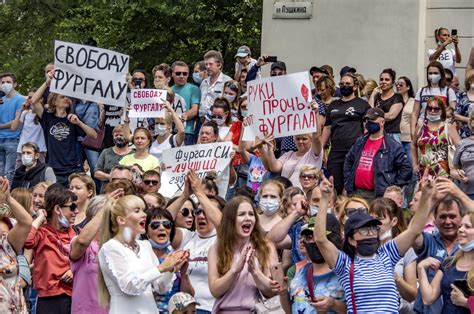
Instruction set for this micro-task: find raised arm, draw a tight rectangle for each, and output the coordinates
[165,101,185,146]
[453,36,462,63]
[429,38,453,62]
[310,101,322,156]
[260,136,282,174]
[11,102,29,131]
[267,201,306,248]
[70,201,104,260]
[314,175,340,268]
[188,169,222,228]
[68,114,97,138]
[417,258,443,305]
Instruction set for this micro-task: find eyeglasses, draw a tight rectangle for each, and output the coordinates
[61,203,78,211]
[144,179,159,186]
[192,208,206,216]
[174,72,188,77]
[395,82,405,87]
[427,106,441,112]
[149,220,173,230]
[211,115,226,120]
[180,207,194,217]
[356,225,380,236]
[346,207,368,217]
[300,173,316,180]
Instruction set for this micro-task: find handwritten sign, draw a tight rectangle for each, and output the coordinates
[129,89,167,118]
[159,142,233,198]
[242,72,316,140]
[51,40,129,106]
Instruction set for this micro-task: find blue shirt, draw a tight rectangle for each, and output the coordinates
[172,83,201,135]
[0,93,24,138]
[334,240,402,313]
[288,220,305,263]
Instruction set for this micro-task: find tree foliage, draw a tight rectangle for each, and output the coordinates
[0,0,262,93]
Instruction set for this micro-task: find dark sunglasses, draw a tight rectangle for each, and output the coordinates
[150,220,173,230]
[174,72,188,77]
[180,207,194,217]
[300,174,316,180]
[427,106,441,112]
[144,180,159,186]
[61,203,78,211]
[346,207,368,217]
[211,114,226,120]
[192,208,205,216]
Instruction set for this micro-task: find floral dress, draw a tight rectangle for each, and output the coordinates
[417,121,449,178]
[0,236,27,313]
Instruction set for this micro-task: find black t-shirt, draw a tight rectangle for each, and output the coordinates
[325,97,370,152]
[374,93,404,133]
[40,112,84,174]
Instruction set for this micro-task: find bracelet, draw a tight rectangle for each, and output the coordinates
[0,203,10,216]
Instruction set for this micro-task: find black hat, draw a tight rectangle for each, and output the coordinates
[340,66,357,77]
[271,61,286,71]
[309,66,329,76]
[364,107,385,120]
[344,212,381,237]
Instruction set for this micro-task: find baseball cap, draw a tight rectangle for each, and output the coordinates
[168,292,200,313]
[271,61,286,71]
[363,107,385,121]
[235,46,251,58]
[309,66,329,76]
[344,211,381,237]
[300,214,341,236]
[340,66,357,77]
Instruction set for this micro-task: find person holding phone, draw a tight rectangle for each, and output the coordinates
[208,196,278,313]
[417,211,474,313]
[428,27,461,75]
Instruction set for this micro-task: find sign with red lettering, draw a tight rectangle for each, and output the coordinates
[129,89,168,118]
[159,142,233,198]
[242,72,316,140]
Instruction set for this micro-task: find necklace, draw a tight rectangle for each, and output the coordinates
[122,241,140,256]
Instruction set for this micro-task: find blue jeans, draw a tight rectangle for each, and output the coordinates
[0,138,20,183]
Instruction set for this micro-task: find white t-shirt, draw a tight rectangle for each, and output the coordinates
[415,86,456,121]
[278,149,323,186]
[17,111,47,153]
[218,126,230,140]
[427,48,456,74]
[149,135,178,161]
[180,228,217,312]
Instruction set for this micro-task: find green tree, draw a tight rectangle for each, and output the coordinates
[0,0,262,94]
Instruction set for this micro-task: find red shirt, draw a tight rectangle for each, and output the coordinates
[24,224,76,297]
[354,137,384,190]
[230,121,244,166]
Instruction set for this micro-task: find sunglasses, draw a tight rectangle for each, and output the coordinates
[61,203,78,211]
[192,208,206,216]
[174,72,188,77]
[427,106,441,112]
[346,207,368,217]
[395,82,405,87]
[357,225,380,236]
[180,207,194,217]
[300,173,316,180]
[144,179,159,186]
[211,115,226,120]
[149,220,173,230]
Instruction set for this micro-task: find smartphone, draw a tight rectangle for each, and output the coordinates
[451,29,457,36]
[453,279,472,297]
[265,56,278,63]
[270,263,287,289]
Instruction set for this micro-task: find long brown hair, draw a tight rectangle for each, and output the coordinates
[216,196,271,276]
[369,197,407,237]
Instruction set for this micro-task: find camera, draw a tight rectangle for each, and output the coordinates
[0,91,5,98]
[133,79,143,88]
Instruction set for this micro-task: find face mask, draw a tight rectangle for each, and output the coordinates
[426,114,441,122]
[365,120,381,134]
[21,155,35,167]
[470,83,474,90]
[355,237,379,257]
[1,83,13,95]
[379,229,392,241]
[113,136,127,148]
[192,73,202,84]
[259,198,280,216]
[340,85,354,97]
[213,116,226,126]
[224,93,236,103]
[460,239,474,252]
[155,124,167,136]
[428,74,441,84]
[58,212,70,229]
[310,205,318,216]
[241,109,248,117]
[149,239,170,250]
[305,242,325,264]
[123,226,132,243]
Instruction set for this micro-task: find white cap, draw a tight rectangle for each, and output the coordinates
[168,292,200,313]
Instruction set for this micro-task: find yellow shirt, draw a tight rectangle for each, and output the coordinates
[119,153,160,172]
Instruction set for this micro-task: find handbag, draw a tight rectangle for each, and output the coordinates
[82,127,105,150]
[252,294,285,314]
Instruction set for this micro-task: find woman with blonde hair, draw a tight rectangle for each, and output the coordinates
[337,196,370,234]
[361,78,378,101]
[97,195,186,313]
[257,180,285,232]
[418,212,474,313]
[69,173,96,230]
[11,188,33,215]
[298,164,320,195]
[208,196,277,313]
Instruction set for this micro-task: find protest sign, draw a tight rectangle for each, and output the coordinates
[51,40,129,106]
[242,71,316,140]
[129,89,167,118]
[159,142,233,198]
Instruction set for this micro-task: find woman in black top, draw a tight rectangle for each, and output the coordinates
[322,73,370,194]
[369,68,404,143]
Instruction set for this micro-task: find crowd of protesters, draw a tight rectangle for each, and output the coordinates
[0,27,473,314]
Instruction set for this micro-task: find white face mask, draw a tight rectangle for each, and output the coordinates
[259,198,280,216]
[1,83,13,95]
[212,116,226,126]
[426,114,442,122]
[428,74,441,84]
[310,205,318,216]
[460,239,474,252]
[155,124,167,136]
[21,155,35,167]
[379,229,392,241]
[58,212,70,229]
[470,83,474,90]
[224,93,236,103]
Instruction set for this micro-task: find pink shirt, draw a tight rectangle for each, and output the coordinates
[278,149,323,187]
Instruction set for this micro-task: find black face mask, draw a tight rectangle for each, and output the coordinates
[305,242,325,264]
[340,85,354,97]
[355,237,379,257]
[113,136,127,148]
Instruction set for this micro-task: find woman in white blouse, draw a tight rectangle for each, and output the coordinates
[98,195,187,313]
